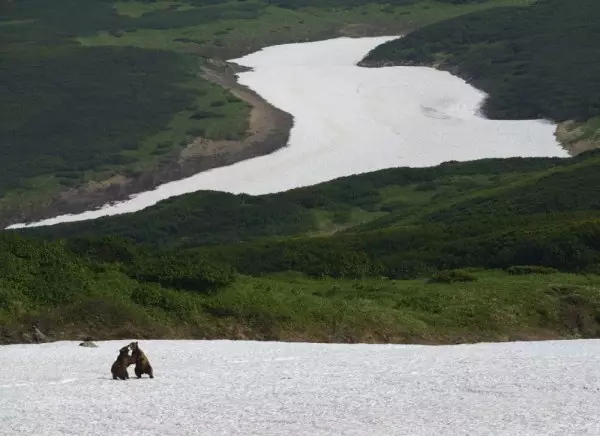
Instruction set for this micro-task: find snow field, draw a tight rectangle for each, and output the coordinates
[6,36,567,229]
[1,339,600,435]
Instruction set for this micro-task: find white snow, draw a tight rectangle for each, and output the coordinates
[2,339,600,435]
[6,36,567,229]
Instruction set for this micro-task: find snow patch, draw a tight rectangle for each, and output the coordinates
[1,339,599,435]
[6,36,567,229]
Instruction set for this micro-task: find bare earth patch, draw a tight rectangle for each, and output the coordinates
[555,120,600,156]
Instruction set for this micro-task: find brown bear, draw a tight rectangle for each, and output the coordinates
[128,341,154,379]
[111,346,131,380]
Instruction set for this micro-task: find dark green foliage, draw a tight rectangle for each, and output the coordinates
[28,191,319,246]
[179,153,600,279]
[427,269,478,284]
[362,0,600,122]
[26,154,569,243]
[65,236,138,264]
[0,43,195,192]
[0,233,235,311]
[268,0,489,8]
[130,251,236,293]
[5,0,600,286]
[20,152,600,280]
[505,265,558,276]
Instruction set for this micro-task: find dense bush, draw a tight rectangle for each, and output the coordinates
[0,43,196,193]
[17,152,600,280]
[130,252,237,293]
[427,270,478,284]
[505,265,559,276]
[362,0,600,123]
[27,154,570,243]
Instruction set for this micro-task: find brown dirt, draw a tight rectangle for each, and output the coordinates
[1,63,293,228]
[554,120,600,156]
[180,63,288,163]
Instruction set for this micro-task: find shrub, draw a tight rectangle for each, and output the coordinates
[130,252,237,293]
[506,265,559,275]
[427,269,478,284]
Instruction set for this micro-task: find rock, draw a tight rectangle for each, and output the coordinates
[32,324,48,343]
[79,341,98,348]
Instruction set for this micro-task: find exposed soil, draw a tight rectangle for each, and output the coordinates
[1,62,293,228]
[555,120,600,156]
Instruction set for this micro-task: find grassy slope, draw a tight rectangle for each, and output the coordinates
[7,151,600,344]
[19,151,600,281]
[0,0,527,221]
[6,0,600,344]
[359,0,600,152]
[26,152,590,248]
[3,232,600,345]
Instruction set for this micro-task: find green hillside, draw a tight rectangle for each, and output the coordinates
[25,151,600,279]
[0,0,518,224]
[360,0,600,152]
[23,154,570,244]
[3,231,600,345]
[5,151,600,344]
[4,0,600,345]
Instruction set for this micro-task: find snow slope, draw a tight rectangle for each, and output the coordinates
[1,339,600,435]
[6,36,567,229]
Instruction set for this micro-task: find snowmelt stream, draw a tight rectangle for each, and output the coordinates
[6,36,567,229]
[1,339,600,435]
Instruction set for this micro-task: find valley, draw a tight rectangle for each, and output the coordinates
[1,0,536,225]
[3,2,600,433]
[2,0,600,347]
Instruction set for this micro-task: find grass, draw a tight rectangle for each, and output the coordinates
[114,1,196,18]
[79,1,527,59]
[27,152,577,246]
[155,269,600,343]
[4,268,600,344]
[118,74,251,174]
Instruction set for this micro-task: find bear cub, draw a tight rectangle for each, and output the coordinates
[111,346,131,380]
[128,341,154,379]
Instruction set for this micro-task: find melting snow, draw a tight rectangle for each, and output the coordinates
[1,339,599,435]
[6,36,567,229]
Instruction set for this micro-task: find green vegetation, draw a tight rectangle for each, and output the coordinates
[3,232,600,344]
[360,0,600,151]
[0,0,528,222]
[4,0,600,345]
[27,152,570,245]
[26,151,600,280]
[5,151,600,343]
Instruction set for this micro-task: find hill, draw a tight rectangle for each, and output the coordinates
[4,151,600,344]
[0,0,519,226]
[23,150,600,277]
[359,0,600,153]
[3,230,600,345]
[4,0,600,345]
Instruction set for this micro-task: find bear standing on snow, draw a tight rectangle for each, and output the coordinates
[128,341,154,379]
[111,346,131,380]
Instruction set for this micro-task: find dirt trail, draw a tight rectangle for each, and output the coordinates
[2,64,293,228]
